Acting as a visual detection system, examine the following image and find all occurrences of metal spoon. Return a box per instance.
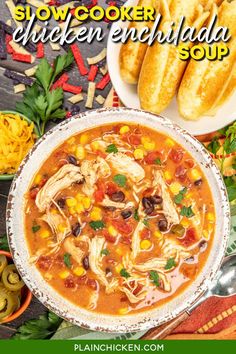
[142,254,236,339]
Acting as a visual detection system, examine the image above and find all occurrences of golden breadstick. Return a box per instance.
[178,1,236,120]
[138,0,209,114]
[119,0,159,84]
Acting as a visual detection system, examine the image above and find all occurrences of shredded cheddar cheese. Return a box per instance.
[0,112,36,174]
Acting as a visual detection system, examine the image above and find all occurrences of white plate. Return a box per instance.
[107,0,236,136]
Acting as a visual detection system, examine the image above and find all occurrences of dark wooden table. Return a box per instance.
[0,0,112,338]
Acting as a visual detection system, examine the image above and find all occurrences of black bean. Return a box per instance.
[67,155,78,165]
[72,223,81,237]
[194,179,203,186]
[110,191,125,202]
[57,198,65,209]
[105,268,112,276]
[199,240,207,252]
[149,195,163,205]
[104,206,116,212]
[144,205,154,215]
[158,219,168,232]
[121,210,132,219]
[82,256,89,270]
[184,256,195,264]
[142,197,152,209]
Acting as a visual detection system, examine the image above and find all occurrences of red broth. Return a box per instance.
[24,123,215,315]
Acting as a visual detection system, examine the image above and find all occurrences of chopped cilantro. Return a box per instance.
[89,220,105,231]
[106,144,118,154]
[154,158,162,166]
[149,270,160,287]
[174,187,187,204]
[143,218,149,227]
[101,249,109,256]
[180,206,195,218]
[120,268,131,278]
[32,225,41,233]
[134,209,140,221]
[113,174,127,187]
[63,253,72,268]
[165,257,176,270]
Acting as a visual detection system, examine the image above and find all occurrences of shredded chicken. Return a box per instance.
[63,237,85,265]
[131,220,145,260]
[41,210,71,244]
[106,152,145,183]
[153,170,180,226]
[36,164,83,212]
[89,236,118,294]
[120,286,147,304]
[99,197,134,210]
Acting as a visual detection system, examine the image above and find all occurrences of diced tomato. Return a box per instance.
[102,230,116,243]
[106,182,118,196]
[37,256,52,271]
[133,283,144,295]
[144,151,161,165]
[94,189,105,202]
[95,150,107,158]
[169,148,184,163]
[180,228,196,247]
[184,159,195,168]
[64,277,75,288]
[175,165,187,181]
[29,187,39,200]
[39,177,48,187]
[120,237,131,245]
[86,279,98,290]
[140,228,151,240]
[128,134,141,146]
[112,220,133,235]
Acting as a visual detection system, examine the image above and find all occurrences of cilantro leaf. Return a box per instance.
[207,139,220,155]
[0,234,9,252]
[106,144,118,154]
[143,218,149,227]
[63,253,72,268]
[149,270,160,287]
[35,95,47,120]
[224,176,236,202]
[101,249,109,256]
[45,88,64,119]
[154,158,162,166]
[89,220,105,231]
[12,312,62,340]
[165,257,176,270]
[35,58,53,92]
[180,206,195,218]
[174,187,187,204]
[113,174,127,187]
[32,225,41,233]
[223,138,236,154]
[134,209,140,221]
[120,268,130,278]
[50,49,74,86]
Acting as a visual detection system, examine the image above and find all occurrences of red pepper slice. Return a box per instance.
[12,52,32,63]
[5,34,13,54]
[94,190,105,202]
[62,83,82,94]
[51,73,69,90]
[88,65,98,81]
[70,44,88,76]
[36,42,44,58]
[96,73,110,90]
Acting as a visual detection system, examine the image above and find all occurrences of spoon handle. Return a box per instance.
[141,311,190,340]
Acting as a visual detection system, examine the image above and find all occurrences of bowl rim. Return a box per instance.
[6,107,231,333]
[0,110,40,181]
[0,250,32,324]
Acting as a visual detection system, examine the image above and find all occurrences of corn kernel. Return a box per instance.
[59,270,70,279]
[164,171,172,181]
[34,174,42,184]
[143,141,156,151]
[91,141,100,151]
[75,145,85,159]
[73,266,86,277]
[75,193,84,201]
[108,225,118,237]
[66,198,77,207]
[140,239,152,250]
[134,148,144,160]
[118,307,129,315]
[207,212,215,222]
[185,192,193,199]
[58,224,67,233]
[165,138,175,147]
[115,264,123,273]
[116,247,123,256]
[68,137,76,145]
[40,230,51,239]
[79,134,89,145]
[203,230,209,240]
[50,208,58,214]
[119,125,130,135]
[90,207,102,221]
[82,197,91,210]
[170,182,182,195]
[75,203,84,214]
[190,169,201,181]
[154,231,163,239]
[69,145,76,153]
[141,136,150,144]
[181,219,190,228]
[69,207,76,215]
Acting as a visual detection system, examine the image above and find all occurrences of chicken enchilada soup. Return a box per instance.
[25,123,215,315]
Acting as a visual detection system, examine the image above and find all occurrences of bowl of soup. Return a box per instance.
[6,108,230,332]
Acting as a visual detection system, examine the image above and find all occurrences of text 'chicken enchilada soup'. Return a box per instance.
[25,123,215,315]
